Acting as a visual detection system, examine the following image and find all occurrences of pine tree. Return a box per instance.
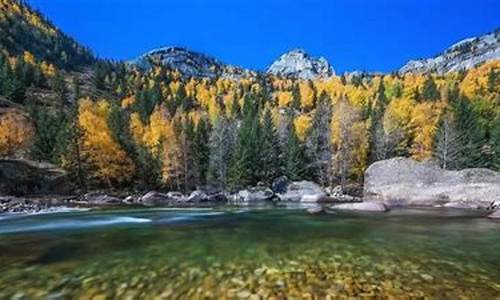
[368,80,388,163]
[283,112,305,180]
[193,118,210,186]
[305,92,332,186]
[421,76,440,101]
[229,95,261,188]
[491,116,500,171]
[450,95,486,169]
[258,108,281,183]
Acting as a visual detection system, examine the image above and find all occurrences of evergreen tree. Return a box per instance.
[421,76,440,101]
[452,95,486,168]
[491,116,500,171]
[193,118,210,185]
[229,95,261,188]
[368,80,388,163]
[305,92,333,186]
[284,113,305,180]
[258,108,281,183]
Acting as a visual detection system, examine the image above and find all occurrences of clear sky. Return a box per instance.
[27,0,499,73]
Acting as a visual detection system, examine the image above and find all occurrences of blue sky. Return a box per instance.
[28,0,499,73]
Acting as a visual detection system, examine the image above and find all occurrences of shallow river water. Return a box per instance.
[0,207,499,299]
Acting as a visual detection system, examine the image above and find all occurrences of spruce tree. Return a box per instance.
[305,92,332,186]
[421,76,440,101]
[193,118,210,185]
[284,113,305,180]
[491,116,500,171]
[229,95,261,188]
[259,108,281,183]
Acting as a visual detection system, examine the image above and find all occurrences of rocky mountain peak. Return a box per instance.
[400,29,500,74]
[129,46,251,79]
[266,49,335,79]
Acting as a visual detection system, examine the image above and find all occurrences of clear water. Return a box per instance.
[0,208,499,299]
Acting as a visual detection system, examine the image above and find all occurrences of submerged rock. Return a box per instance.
[277,181,327,202]
[306,206,326,215]
[364,157,500,209]
[331,202,389,212]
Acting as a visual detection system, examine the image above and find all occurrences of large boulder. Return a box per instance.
[83,192,122,205]
[139,191,184,206]
[277,181,327,202]
[331,202,389,212]
[364,157,500,209]
[0,159,71,196]
[232,187,274,203]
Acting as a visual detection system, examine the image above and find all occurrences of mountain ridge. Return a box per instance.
[400,29,500,74]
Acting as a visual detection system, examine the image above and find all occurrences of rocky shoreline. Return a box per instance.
[2,158,500,219]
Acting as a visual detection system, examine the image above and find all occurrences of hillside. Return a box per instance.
[0,0,498,195]
[0,0,94,70]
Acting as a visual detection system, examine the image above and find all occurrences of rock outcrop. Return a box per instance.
[364,157,500,209]
[129,46,252,79]
[0,159,71,196]
[400,29,500,74]
[267,49,334,79]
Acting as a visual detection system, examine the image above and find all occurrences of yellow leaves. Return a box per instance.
[277,91,293,108]
[460,60,500,99]
[40,61,56,77]
[23,51,36,65]
[410,102,443,161]
[121,95,136,109]
[0,110,33,157]
[78,98,134,185]
[294,115,312,142]
[299,81,316,110]
[383,97,414,134]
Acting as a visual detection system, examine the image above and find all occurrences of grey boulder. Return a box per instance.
[364,157,500,209]
[331,202,389,212]
[277,181,327,202]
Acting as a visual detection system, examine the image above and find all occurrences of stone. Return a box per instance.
[307,206,326,215]
[488,210,500,219]
[277,181,327,203]
[364,157,500,209]
[331,202,389,212]
[233,187,274,203]
[83,192,122,205]
[139,191,176,206]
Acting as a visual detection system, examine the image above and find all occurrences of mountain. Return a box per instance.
[129,46,253,79]
[266,49,334,79]
[0,0,94,70]
[400,29,500,74]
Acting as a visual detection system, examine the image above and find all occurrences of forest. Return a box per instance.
[0,0,499,194]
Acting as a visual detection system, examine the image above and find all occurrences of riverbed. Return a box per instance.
[0,208,499,299]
